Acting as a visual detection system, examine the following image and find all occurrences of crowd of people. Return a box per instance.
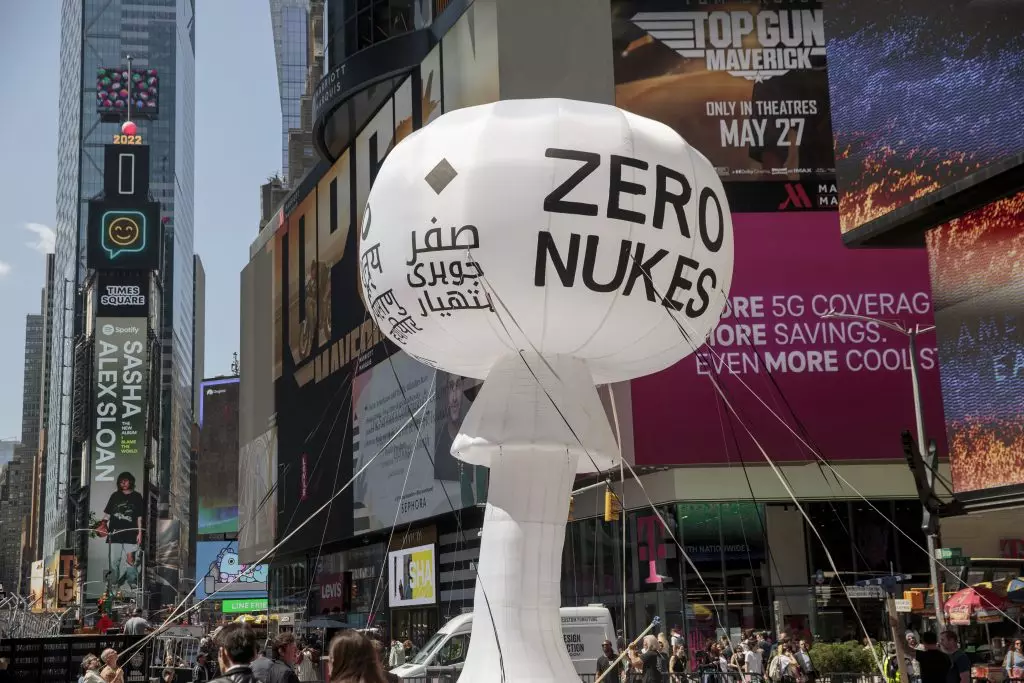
[593,628,818,683]
[74,627,404,683]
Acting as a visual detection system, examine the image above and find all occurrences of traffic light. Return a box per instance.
[604,487,621,522]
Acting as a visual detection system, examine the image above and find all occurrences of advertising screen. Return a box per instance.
[387,543,436,607]
[927,189,1024,496]
[86,317,149,601]
[198,378,241,535]
[352,353,485,535]
[86,199,162,271]
[195,540,268,601]
[45,551,79,612]
[630,211,945,465]
[96,271,149,318]
[29,560,44,613]
[96,66,159,120]
[611,0,835,212]
[222,598,269,614]
[825,0,1024,236]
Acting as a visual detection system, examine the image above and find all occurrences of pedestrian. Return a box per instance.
[371,639,401,683]
[329,631,388,683]
[209,623,259,683]
[670,643,688,683]
[670,625,684,650]
[100,648,125,683]
[1004,638,1024,679]
[597,639,617,680]
[402,640,418,661]
[627,635,664,683]
[194,652,211,682]
[939,630,971,683]
[743,641,764,682]
[123,608,151,635]
[252,632,300,683]
[795,640,815,683]
[912,631,951,683]
[80,655,105,683]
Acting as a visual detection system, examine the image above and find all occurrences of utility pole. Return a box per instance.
[821,311,946,630]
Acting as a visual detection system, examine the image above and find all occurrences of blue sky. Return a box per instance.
[0,2,281,438]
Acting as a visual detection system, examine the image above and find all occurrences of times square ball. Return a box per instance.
[358,98,734,383]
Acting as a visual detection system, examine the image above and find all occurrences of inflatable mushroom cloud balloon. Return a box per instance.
[359,98,734,682]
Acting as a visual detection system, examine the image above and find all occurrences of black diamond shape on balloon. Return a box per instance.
[425,158,458,194]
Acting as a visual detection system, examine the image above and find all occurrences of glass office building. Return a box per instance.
[270,0,310,183]
[44,0,196,565]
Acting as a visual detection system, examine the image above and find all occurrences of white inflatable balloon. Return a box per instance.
[358,98,735,683]
[359,98,733,383]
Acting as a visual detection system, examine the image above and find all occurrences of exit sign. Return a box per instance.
[221,598,268,613]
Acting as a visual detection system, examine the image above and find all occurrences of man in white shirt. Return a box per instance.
[744,642,764,681]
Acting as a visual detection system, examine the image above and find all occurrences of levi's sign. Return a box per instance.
[536,148,725,319]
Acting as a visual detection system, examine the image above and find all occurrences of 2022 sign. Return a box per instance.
[112,134,143,145]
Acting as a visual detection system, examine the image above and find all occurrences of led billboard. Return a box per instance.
[86,199,162,271]
[927,189,1024,499]
[612,0,836,212]
[86,317,149,601]
[96,271,149,318]
[387,543,436,608]
[197,377,241,535]
[195,540,268,601]
[96,66,159,120]
[825,0,1024,237]
[630,211,944,465]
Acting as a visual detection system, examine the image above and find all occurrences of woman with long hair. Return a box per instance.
[329,631,388,683]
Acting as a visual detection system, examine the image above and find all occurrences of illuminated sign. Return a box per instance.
[96,66,159,121]
[221,598,269,614]
[388,543,436,607]
[112,134,144,145]
[87,200,161,271]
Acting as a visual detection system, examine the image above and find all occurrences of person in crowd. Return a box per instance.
[670,643,688,683]
[209,623,259,683]
[1004,638,1024,679]
[387,639,406,668]
[596,640,616,680]
[743,641,764,682]
[730,641,747,673]
[757,633,771,668]
[100,648,125,683]
[123,608,151,635]
[912,631,951,683]
[769,644,798,683]
[252,632,300,683]
[80,655,105,683]
[370,639,401,683]
[720,636,734,660]
[940,630,971,683]
[795,640,815,683]
[193,652,211,682]
[628,635,663,683]
[328,630,388,683]
[402,640,418,661]
[670,625,684,650]
[295,644,319,682]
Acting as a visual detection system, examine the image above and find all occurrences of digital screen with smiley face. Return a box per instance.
[87,200,161,271]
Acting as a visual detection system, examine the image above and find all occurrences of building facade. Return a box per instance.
[0,311,46,593]
[238,0,1011,654]
[44,0,196,582]
[269,0,311,184]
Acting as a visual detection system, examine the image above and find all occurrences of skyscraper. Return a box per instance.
[44,0,196,572]
[269,0,310,183]
[0,311,45,592]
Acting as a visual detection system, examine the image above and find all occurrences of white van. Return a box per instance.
[391,605,614,679]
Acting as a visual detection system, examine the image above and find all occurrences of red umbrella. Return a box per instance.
[944,586,1009,625]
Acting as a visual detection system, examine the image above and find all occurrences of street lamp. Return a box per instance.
[820,310,945,629]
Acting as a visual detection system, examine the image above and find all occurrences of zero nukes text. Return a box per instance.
[536,148,725,319]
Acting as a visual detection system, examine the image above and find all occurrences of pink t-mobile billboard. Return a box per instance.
[631,211,946,465]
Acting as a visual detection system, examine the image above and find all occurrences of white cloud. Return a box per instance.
[24,223,56,254]
[0,261,10,277]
